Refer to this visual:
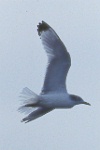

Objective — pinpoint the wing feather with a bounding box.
[37,21,71,94]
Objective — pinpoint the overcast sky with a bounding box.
[0,0,100,150]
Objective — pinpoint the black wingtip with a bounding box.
[37,21,50,36]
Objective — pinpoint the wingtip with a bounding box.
[37,21,50,36]
[21,118,29,123]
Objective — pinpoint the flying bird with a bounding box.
[18,21,90,123]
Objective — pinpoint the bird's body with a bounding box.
[18,21,90,123]
[39,92,73,108]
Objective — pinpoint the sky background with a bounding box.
[0,0,100,150]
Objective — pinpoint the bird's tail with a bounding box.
[18,87,39,114]
[18,87,53,122]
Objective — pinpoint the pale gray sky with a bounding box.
[0,0,100,150]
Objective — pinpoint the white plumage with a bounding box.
[18,21,90,123]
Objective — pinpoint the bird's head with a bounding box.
[70,94,91,106]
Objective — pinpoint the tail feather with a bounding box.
[18,87,39,114]
[20,87,38,104]
[21,107,53,123]
[18,87,53,122]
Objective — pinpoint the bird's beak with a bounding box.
[83,101,91,106]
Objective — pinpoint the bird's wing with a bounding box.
[21,107,53,123]
[37,21,71,94]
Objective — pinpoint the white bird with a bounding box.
[18,21,90,123]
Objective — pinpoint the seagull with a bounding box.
[18,21,90,123]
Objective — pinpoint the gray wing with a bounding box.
[37,21,71,94]
[21,107,53,123]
